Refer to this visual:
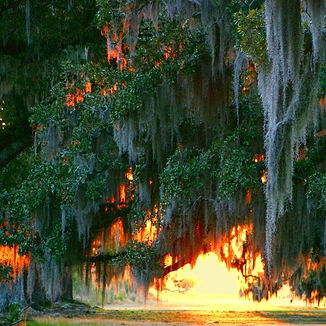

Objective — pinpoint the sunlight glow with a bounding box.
[0,245,30,280]
[164,252,241,296]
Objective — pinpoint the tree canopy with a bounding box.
[1,0,326,309]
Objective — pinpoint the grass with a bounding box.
[27,323,101,326]
[27,323,100,326]
[26,307,326,325]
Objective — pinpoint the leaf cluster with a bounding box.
[109,239,162,274]
[160,148,211,203]
[213,136,260,198]
[0,263,13,282]
[232,6,267,63]
[160,127,263,207]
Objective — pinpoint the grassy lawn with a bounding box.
[26,307,326,325]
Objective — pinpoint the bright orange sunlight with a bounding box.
[101,25,128,69]
[146,252,246,310]
[145,252,299,311]
[0,245,30,280]
[165,252,240,295]
[88,166,297,310]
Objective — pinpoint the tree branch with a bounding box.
[0,135,33,168]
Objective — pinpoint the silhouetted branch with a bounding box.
[0,135,33,168]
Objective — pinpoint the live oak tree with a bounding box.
[1,0,326,309]
[0,0,103,307]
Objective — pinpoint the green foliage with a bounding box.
[160,127,262,205]
[0,264,13,282]
[301,269,324,301]
[293,159,314,181]
[319,63,326,99]
[0,0,110,265]
[43,222,69,261]
[123,240,158,267]
[232,6,267,63]
[95,0,126,29]
[0,149,31,191]
[215,145,259,198]
[6,303,20,324]
[307,171,326,208]
[1,0,326,306]
[110,239,162,276]
[227,0,266,64]
[305,135,326,207]
[160,149,211,203]
[23,0,209,268]
[0,0,22,16]
[0,302,21,325]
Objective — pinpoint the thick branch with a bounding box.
[0,135,33,168]
[163,258,187,277]
[87,252,121,263]
[87,251,188,279]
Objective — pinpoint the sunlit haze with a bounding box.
[164,252,240,295]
